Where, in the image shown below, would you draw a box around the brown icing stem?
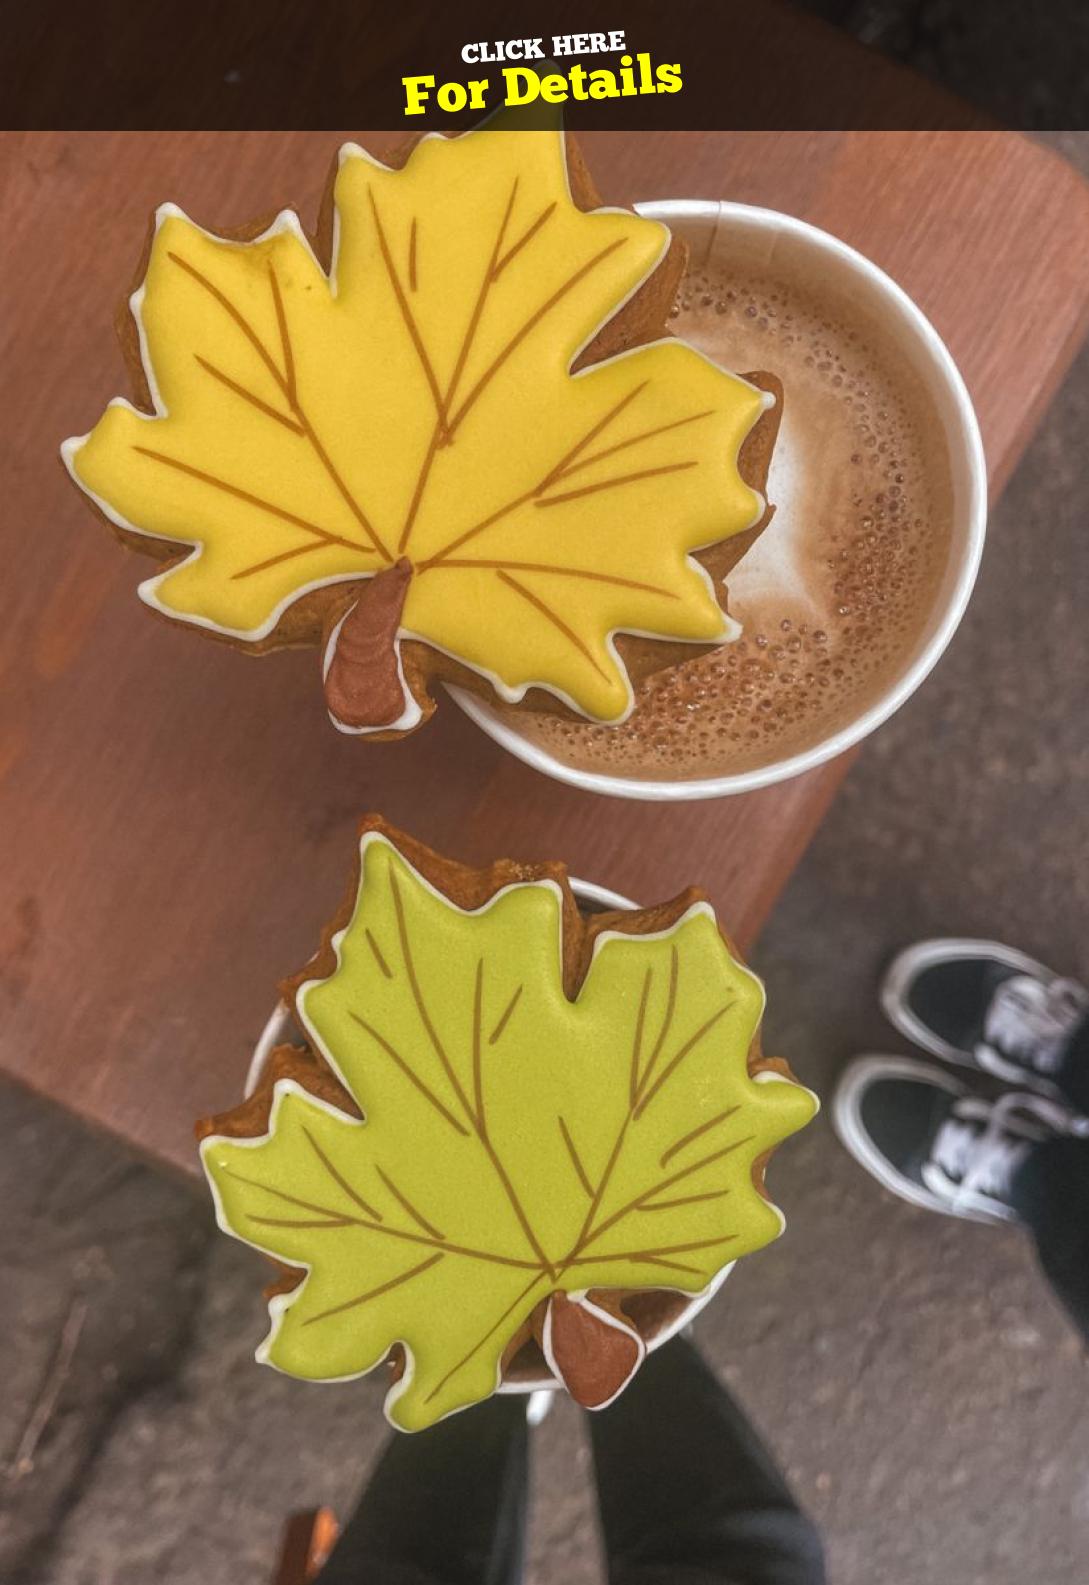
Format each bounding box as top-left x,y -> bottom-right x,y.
544,1291 -> 644,1409
323,559 -> 413,728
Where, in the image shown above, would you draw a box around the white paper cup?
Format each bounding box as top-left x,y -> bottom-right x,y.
449,199 -> 987,800
245,876 -> 732,1394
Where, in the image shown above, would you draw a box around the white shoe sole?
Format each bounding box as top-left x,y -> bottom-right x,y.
831,1054 -> 1016,1225
881,938 -> 1051,1068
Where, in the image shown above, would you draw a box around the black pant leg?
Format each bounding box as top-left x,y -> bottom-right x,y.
318,1392 -> 529,1585
1014,1133 -> 1089,1344
588,1336 -> 825,1585
1058,1019 -> 1089,1114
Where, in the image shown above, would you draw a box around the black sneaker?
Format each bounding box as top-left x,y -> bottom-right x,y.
831,1055 -> 1087,1225
881,939 -> 1089,1108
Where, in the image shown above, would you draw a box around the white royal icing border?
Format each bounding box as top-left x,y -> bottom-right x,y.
61,128 -> 768,728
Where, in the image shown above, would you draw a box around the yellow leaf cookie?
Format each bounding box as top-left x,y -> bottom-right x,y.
64,129 -> 774,735
198,817 -> 816,1431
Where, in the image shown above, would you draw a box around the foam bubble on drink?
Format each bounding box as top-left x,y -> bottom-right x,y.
509,252 -> 956,780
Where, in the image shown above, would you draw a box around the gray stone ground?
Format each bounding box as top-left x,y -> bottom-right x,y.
3,118 -> 1088,1585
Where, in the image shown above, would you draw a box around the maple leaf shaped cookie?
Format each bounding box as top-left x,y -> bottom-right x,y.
197,818 -> 816,1431
63,128 -> 777,736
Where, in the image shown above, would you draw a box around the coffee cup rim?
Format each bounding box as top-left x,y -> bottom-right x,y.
447,197 -> 988,800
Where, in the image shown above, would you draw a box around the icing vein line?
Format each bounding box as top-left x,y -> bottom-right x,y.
193,355 -> 304,433
446,236 -> 627,434
249,1215 -> 352,1229
303,1252 -> 442,1326
630,968 -> 652,1107
130,446 -> 362,555
394,177 -> 522,555
227,1166 -> 537,1269
303,1123 -> 384,1221
493,200 -> 557,279
536,460 -> 699,509
421,385 -> 698,572
349,1010 -> 469,1136
398,426 -> 444,557
169,250 -> 286,390
635,946 -> 679,1105
231,538 -> 379,582
566,1233 -> 738,1267
424,561 -> 680,600
634,1254 -> 704,1275
488,984 -> 523,1045
365,929 -> 393,979
221,1169 -> 348,1222
633,1000 -> 735,1121
535,382 -> 648,493
389,868 -> 475,1126
555,410 -> 714,482
497,572 -> 611,684
440,177 -> 519,427
558,1116 -> 594,1199
659,1105 -> 741,1169
387,868 -> 555,1278
369,188 -> 448,437
268,262 -> 297,404
470,956 -> 557,1279
165,250 -> 391,563
564,1112 -> 631,1275
572,1136 -> 756,1261
424,1269 -> 548,1405
472,958 -> 485,1131
636,1188 -> 731,1213
549,957 -> 732,1284
555,948 -> 677,1276
376,1164 -> 445,1240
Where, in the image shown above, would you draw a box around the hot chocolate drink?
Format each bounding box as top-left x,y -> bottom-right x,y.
498,243 -> 957,780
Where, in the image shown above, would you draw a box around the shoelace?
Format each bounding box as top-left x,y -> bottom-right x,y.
978,974 -> 1089,1077
924,1091 -> 1087,1210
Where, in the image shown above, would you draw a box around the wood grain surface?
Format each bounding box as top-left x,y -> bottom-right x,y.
2,128 -> 1088,1179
